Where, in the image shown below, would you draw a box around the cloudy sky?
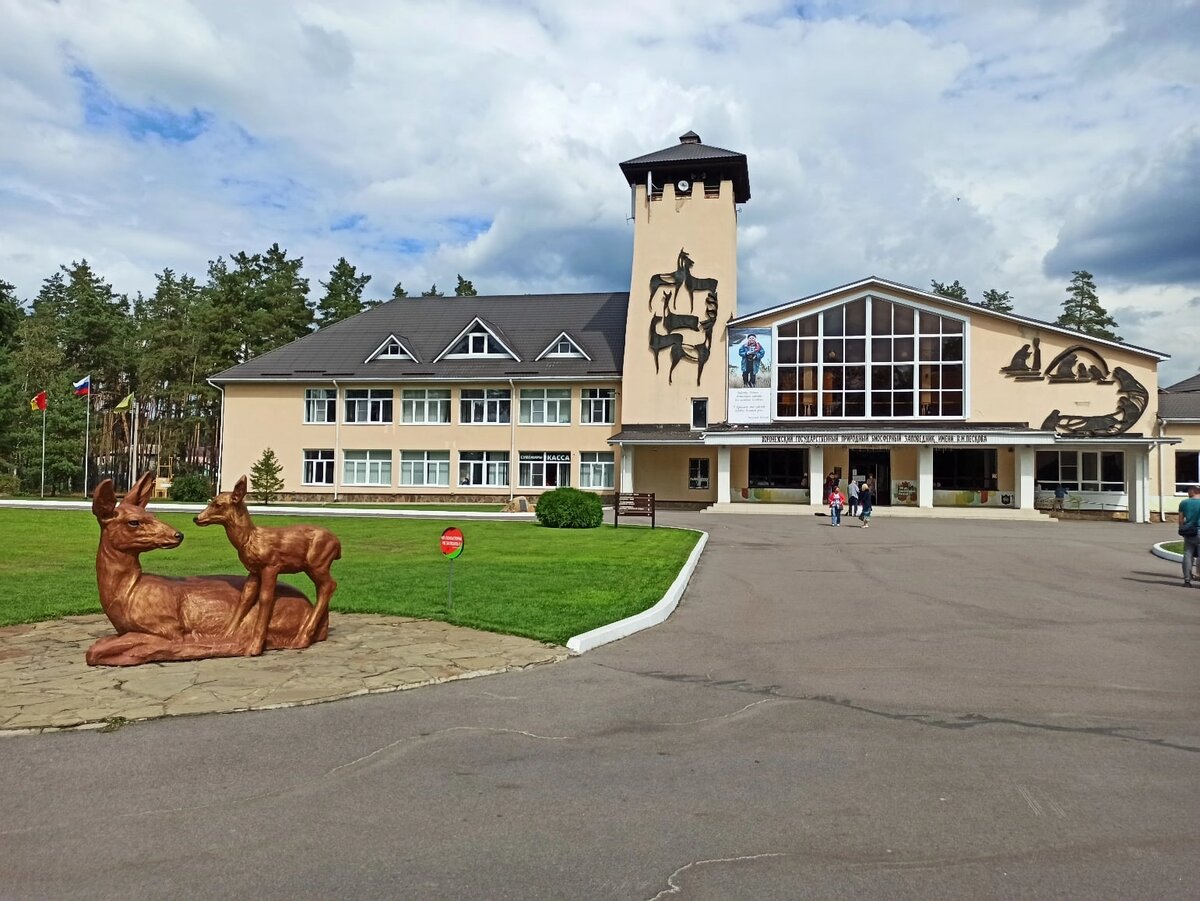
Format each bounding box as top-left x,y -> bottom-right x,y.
2,0 -> 1197,383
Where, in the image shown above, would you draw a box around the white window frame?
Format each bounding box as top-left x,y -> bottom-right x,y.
345,388 -> 393,424
458,451 -> 510,487
437,318 -> 520,361
401,388 -> 451,424
519,451 -> 571,488
304,388 -> 336,424
688,457 -> 711,490
579,451 -> 615,489
520,388 -> 572,425
581,388 -> 615,424
343,450 -> 392,486
399,450 -> 451,487
302,449 -> 335,486
460,388 -> 511,424
365,334 -> 417,362
691,398 -> 708,430
536,331 -> 591,361
1036,449 -> 1124,493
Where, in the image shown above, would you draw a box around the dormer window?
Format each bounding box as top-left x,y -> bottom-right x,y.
365,334 -> 416,363
437,318 -> 519,361
536,331 -> 591,361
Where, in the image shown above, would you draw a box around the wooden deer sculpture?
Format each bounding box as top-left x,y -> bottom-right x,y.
87,472 -> 325,667
194,475 -> 341,655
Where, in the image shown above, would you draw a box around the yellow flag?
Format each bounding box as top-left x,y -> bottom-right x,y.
114,393 -> 134,411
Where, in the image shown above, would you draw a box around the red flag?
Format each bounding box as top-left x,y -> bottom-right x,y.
30,391 -> 47,412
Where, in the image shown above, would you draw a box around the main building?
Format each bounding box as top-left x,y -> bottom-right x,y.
211,132 -> 1196,521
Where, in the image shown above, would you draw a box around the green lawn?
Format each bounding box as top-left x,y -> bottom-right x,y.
0,509 -> 698,645
1162,541 -> 1184,554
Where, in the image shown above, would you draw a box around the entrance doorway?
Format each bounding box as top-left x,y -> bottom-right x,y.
849,449 -> 891,506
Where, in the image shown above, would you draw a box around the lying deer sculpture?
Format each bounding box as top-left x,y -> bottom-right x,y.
87,472 -> 326,667
194,475 -> 341,655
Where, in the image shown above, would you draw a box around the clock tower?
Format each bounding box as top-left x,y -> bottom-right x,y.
618,131 -> 751,426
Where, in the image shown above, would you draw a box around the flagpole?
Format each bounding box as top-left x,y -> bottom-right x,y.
40,403 -> 46,499
129,399 -> 139,490
83,388 -> 91,497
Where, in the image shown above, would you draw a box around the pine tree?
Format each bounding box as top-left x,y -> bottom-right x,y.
454,274 -> 477,296
930,279 -> 968,301
979,289 -> 1014,313
390,281 -> 409,300
249,447 -> 285,504
316,257 -> 372,327
421,284 -> 444,297
1056,270 -> 1120,341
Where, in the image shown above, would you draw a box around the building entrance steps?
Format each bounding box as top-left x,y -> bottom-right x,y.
705,503 -> 1050,521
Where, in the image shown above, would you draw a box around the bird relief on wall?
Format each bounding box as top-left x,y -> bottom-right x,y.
999,336 -> 1149,436
647,249 -> 721,386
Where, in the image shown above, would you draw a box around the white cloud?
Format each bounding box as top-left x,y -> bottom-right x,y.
0,0 -> 1195,378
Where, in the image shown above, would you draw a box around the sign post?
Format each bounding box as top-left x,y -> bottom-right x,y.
440,527 -> 465,609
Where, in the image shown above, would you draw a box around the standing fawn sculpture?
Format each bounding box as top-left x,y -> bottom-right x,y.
194,475 -> 341,655
87,472 -> 325,666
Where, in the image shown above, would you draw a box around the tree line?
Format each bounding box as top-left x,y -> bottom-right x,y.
0,248 -> 479,496
929,270 -> 1120,341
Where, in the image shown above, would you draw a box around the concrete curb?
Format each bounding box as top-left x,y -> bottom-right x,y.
1151,541 -> 1184,564
566,528 -> 708,654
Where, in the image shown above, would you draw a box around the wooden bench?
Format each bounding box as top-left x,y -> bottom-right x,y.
614,492 -> 655,528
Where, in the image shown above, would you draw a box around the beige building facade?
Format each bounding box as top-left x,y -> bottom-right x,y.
211,131 -> 1188,520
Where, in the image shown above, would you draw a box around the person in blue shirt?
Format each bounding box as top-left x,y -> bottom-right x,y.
1178,484 -> 1200,587
1051,483 -> 1068,513
739,334 -> 765,387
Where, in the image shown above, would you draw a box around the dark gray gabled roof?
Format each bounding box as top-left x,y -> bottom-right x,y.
210,293 -> 628,383
620,131 -> 751,203
1164,373 -> 1200,393
1158,374 -> 1200,420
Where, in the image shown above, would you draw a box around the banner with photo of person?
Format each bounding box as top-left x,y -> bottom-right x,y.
728,327 -> 771,424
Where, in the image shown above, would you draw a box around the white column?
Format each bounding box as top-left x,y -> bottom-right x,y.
1015,446 -> 1036,510
809,445 -> 825,510
620,445 -> 634,493
1127,448 -> 1148,524
918,445 -> 934,509
716,446 -> 732,505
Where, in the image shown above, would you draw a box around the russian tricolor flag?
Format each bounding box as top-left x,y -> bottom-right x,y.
73,375 -> 91,396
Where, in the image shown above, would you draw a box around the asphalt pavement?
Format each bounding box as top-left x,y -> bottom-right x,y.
2,511 -> 1197,900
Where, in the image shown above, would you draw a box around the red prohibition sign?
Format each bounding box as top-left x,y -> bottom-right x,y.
440,527 -> 465,559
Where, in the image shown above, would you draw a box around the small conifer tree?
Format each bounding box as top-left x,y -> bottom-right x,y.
249,447 -> 285,504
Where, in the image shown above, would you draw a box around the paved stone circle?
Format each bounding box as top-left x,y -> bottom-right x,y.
0,614 -> 566,734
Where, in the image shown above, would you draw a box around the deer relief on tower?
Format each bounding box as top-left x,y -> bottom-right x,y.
1000,337 -> 1149,436
647,249 -> 720,386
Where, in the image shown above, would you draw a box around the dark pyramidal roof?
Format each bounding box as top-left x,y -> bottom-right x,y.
210,293 -> 628,383
620,131 -> 751,203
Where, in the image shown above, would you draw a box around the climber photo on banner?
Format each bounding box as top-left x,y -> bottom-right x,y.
728,328 -> 771,389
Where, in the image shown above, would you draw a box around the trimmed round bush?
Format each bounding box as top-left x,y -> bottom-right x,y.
535,486 -> 603,529
168,472 -> 214,502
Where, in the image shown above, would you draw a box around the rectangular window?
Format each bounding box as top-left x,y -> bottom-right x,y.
933,449 -> 998,491
345,389 -> 393,424
748,448 -> 809,489
399,450 -> 451,486
1036,450 -> 1124,492
304,388 -> 336,423
579,451 -> 615,489
302,449 -> 335,485
689,457 -> 711,490
581,388 -> 616,424
460,388 -> 511,424
691,398 -> 708,430
519,451 -> 571,488
1175,451 -> 1199,493
458,451 -> 509,487
343,450 -> 391,486
401,389 -> 451,424
519,388 -> 572,424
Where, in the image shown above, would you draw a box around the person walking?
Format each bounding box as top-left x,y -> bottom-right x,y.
829,483 -> 845,526
1178,484 -> 1200,587
848,478 -> 860,519
859,481 -> 874,528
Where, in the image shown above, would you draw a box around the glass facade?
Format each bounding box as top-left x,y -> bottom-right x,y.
775,297 -> 964,419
